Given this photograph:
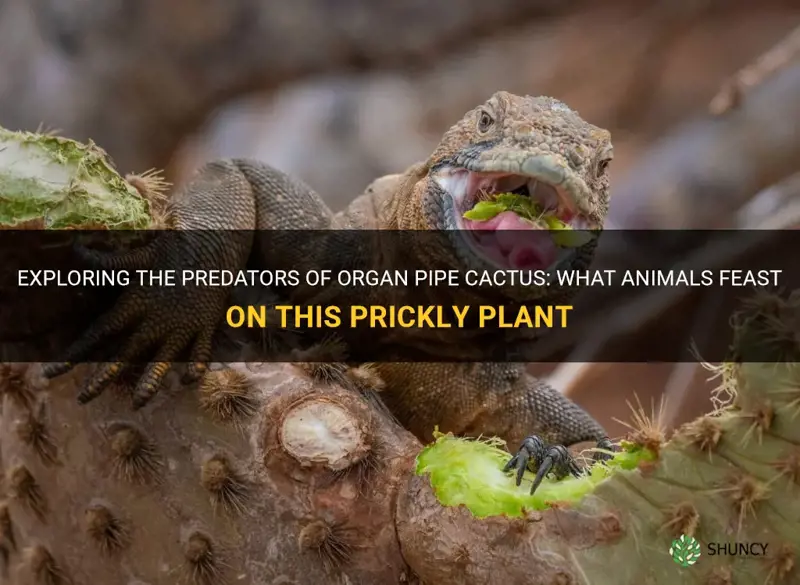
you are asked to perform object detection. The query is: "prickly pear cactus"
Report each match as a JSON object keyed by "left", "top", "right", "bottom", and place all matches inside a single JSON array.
[
  {"left": 0, "top": 362, "right": 420, "bottom": 584},
  {"left": 400, "top": 292, "right": 800, "bottom": 585}
]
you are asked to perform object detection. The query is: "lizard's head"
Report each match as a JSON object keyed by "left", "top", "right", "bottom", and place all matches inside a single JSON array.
[{"left": 391, "top": 91, "right": 612, "bottom": 298}]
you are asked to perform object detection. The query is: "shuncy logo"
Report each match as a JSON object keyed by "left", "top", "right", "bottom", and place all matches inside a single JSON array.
[{"left": 669, "top": 535, "right": 702, "bottom": 567}]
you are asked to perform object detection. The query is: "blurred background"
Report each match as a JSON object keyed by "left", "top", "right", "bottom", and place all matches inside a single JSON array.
[{"left": 1, "top": 0, "right": 799, "bottom": 439}]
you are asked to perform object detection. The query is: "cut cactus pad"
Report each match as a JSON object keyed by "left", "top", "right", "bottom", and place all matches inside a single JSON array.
[{"left": 0, "top": 127, "right": 151, "bottom": 228}]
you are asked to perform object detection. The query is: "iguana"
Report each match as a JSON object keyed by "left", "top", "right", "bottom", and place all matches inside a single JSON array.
[{"left": 43, "top": 91, "right": 616, "bottom": 492}]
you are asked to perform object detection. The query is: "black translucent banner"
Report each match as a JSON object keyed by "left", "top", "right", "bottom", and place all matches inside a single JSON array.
[{"left": 0, "top": 229, "right": 797, "bottom": 363}]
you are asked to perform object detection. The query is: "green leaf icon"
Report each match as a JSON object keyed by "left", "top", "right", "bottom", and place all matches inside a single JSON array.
[{"left": 669, "top": 534, "right": 701, "bottom": 567}]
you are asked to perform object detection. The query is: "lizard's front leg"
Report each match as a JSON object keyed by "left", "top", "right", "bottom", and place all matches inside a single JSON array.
[
  {"left": 43, "top": 159, "right": 335, "bottom": 407},
  {"left": 375, "top": 362, "right": 614, "bottom": 494}
]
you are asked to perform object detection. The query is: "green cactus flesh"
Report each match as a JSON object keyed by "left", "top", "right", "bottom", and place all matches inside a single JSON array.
[
  {"left": 0, "top": 127, "right": 150, "bottom": 228},
  {"left": 415, "top": 431, "right": 656, "bottom": 516}
]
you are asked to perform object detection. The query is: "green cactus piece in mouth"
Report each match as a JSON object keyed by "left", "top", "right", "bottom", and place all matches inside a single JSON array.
[{"left": 463, "top": 192, "right": 593, "bottom": 248}]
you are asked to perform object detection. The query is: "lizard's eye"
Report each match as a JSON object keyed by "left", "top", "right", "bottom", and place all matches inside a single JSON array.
[{"left": 477, "top": 110, "right": 495, "bottom": 133}]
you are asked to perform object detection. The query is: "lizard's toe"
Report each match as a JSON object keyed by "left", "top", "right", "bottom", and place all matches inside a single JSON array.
[
  {"left": 78, "top": 361, "right": 127, "bottom": 404},
  {"left": 76, "top": 328, "right": 159, "bottom": 404},
  {"left": 592, "top": 436, "right": 617, "bottom": 463},
  {"left": 180, "top": 326, "right": 215, "bottom": 384},
  {"left": 529, "top": 444, "right": 584, "bottom": 496},
  {"left": 130, "top": 335, "right": 194, "bottom": 408},
  {"left": 502, "top": 453, "right": 520, "bottom": 474},
  {"left": 504, "top": 435, "right": 547, "bottom": 487},
  {"left": 42, "top": 362, "right": 73, "bottom": 379},
  {"left": 131, "top": 363, "right": 171, "bottom": 409},
  {"left": 47, "top": 289, "right": 148, "bottom": 385}
]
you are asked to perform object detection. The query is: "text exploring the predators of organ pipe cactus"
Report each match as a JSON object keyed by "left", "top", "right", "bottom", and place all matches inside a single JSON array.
[{"left": 3, "top": 228, "right": 796, "bottom": 363}]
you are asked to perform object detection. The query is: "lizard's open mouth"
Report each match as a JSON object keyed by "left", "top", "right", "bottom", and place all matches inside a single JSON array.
[{"left": 434, "top": 168, "right": 595, "bottom": 271}]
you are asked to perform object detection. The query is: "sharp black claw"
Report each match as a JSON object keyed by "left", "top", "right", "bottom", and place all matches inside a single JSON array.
[
  {"left": 530, "top": 456, "right": 554, "bottom": 495},
  {"left": 503, "top": 454, "right": 519, "bottom": 473},
  {"left": 568, "top": 458, "right": 583, "bottom": 479},
  {"left": 515, "top": 452, "right": 528, "bottom": 487}
]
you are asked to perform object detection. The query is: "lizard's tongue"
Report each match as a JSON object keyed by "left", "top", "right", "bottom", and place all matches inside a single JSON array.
[{"left": 464, "top": 211, "right": 558, "bottom": 270}]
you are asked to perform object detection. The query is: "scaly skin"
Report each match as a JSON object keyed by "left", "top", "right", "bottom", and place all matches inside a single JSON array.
[{"left": 44, "top": 91, "right": 616, "bottom": 487}]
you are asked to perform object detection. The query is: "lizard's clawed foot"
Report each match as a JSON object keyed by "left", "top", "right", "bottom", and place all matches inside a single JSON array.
[
  {"left": 43, "top": 231, "right": 236, "bottom": 409},
  {"left": 504, "top": 435, "right": 600, "bottom": 496}
]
